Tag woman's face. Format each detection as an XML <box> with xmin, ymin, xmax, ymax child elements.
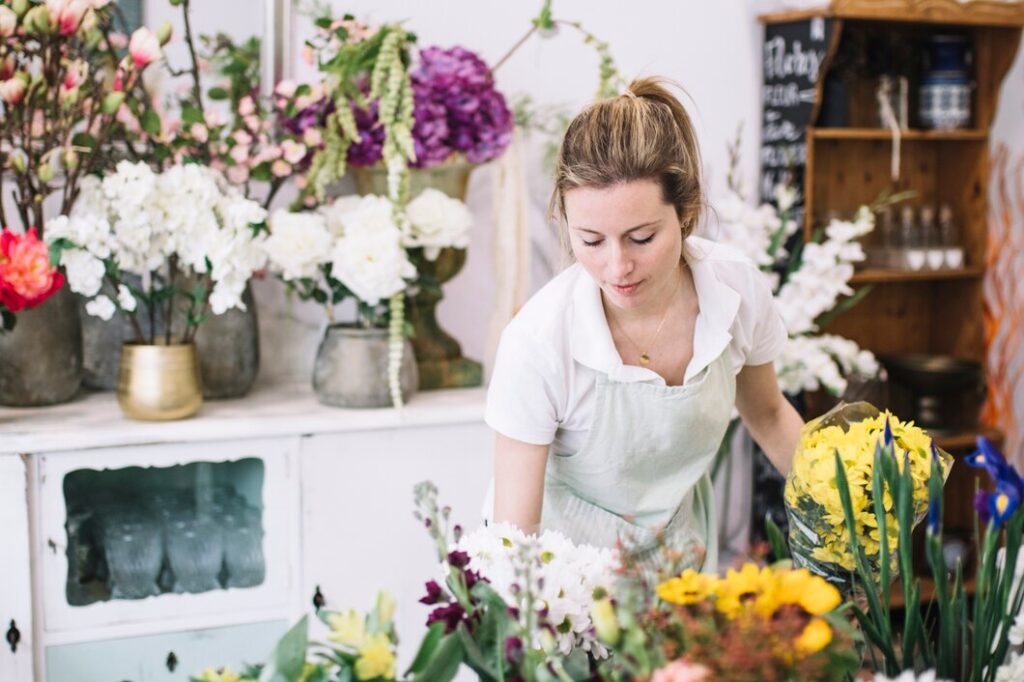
<box><xmin>564</xmin><ymin>179</ymin><xmax>683</xmax><ymax>313</ymax></box>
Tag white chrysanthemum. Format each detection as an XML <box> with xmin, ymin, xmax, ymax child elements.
<box><xmin>264</xmin><ymin>210</ymin><xmax>332</xmax><ymax>281</ymax></box>
<box><xmin>455</xmin><ymin>524</ymin><xmax>617</xmax><ymax>658</ymax></box>
<box><xmin>85</xmin><ymin>295</ymin><xmax>116</xmax><ymax>321</ymax></box>
<box><xmin>329</xmin><ymin>199</ymin><xmax>415</xmax><ymax>305</ymax></box>
<box><xmin>404</xmin><ymin>188</ymin><xmax>473</xmax><ymax>260</ymax></box>
<box><xmin>60</xmin><ymin>249</ymin><xmax>106</xmax><ymax>297</ymax></box>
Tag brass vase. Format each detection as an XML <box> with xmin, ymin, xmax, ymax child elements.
<box><xmin>117</xmin><ymin>342</ymin><xmax>202</xmax><ymax>421</ymax></box>
<box><xmin>351</xmin><ymin>161</ymin><xmax>483</xmax><ymax>390</ymax></box>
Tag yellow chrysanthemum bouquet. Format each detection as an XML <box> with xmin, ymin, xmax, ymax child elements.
<box><xmin>591</xmin><ymin>563</ymin><xmax>860</xmax><ymax>680</ymax></box>
<box><xmin>784</xmin><ymin>402</ymin><xmax>952</xmax><ymax>592</ymax></box>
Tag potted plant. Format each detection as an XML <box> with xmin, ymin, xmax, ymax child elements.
<box><xmin>292</xmin><ymin>12</ymin><xmax>515</xmax><ymax>390</ymax></box>
<box><xmin>263</xmin><ymin>188</ymin><xmax>472</xmax><ymax>409</ymax></box>
<box><xmin>0</xmin><ymin>0</ymin><xmax>163</xmax><ymax>405</ymax></box>
<box><xmin>46</xmin><ymin>160</ymin><xmax>268</xmax><ymax>420</ymax></box>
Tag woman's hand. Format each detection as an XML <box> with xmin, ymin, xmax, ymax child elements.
<box><xmin>735</xmin><ymin>362</ymin><xmax>804</xmax><ymax>476</ymax></box>
<box><xmin>493</xmin><ymin>434</ymin><xmax>550</xmax><ymax>534</ymax></box>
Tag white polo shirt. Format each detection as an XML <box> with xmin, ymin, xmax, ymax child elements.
<box><xmin>484</xmin><ymin>236</ymin><xmax>787</xmax><ymax>456</ymax></box>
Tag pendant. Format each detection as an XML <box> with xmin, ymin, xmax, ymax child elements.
<box><xmin>639</xmin><ymin>353</ymin><xmax>650</xmax><ymax>366</ymax></box>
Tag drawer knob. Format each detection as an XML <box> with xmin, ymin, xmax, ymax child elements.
<box><xmin>312</xmin><ymin>585</ymin><xmax>325</xmax><ymax>611</ymax></box>
<box><xmin>166</xmin><ymin>651</ymin><xmax>178</xmax><ymax>672</ymax></box>
<box><xmin>5</xmin><ymin>620</ymin><xmax>20</xmax><ymax>653</ymax></box>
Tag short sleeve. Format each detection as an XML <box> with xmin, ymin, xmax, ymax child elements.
<box><xmin>744</xmin><ymin>270</ymin><xmax>788</xmax><ymax>366</ymax></box>
<box><xmin>485</xmin><ymin>324</ymin><xmax>561</xmax><ymax>445</ymax></box>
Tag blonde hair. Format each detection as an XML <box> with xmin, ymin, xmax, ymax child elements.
<box><xmin>549</xmin><ymin>77</ymin><xmax>704</xmax><ymax>243</ymax></box>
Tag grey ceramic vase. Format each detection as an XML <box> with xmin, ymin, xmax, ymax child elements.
<box><xmin>79</xmin><ymin>280</ymin><xmax>260</xmax><ymax>399</ymax></box>
<box><xmin>0</xmin><ymin>285</ymin><xmax>83</xmax><ymax>406</ymax></box>
<box><xmin>313</xmin><ymin>324</ymin><xmax>418</xmax><ymax>408</ymax></box>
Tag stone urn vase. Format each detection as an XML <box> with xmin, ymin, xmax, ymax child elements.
<box><xmin>0</xmin><ymin>284</ymin><xmax>83</xmax><ymax>406</ymax></box>
<box><xmin>312</xmin><ymin>324</ymin><xmax>417</xmax><ymax>408</ymax></box>
<box><xmin>350</xmin><ymin>162</ymin><xmax>482</xmax><ymax>390</ymax></box>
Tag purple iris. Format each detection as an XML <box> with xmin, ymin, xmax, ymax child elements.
<box><xmin>966</xmin><ymin>437</ymin><xmax>1024</xmax><ymax>526</ymax></box>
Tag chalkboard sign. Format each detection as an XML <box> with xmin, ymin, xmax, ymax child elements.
<box><xmin>759</xmin><ymin>16</ymin><xmax>835</xmax><ymax>217</ymax></box>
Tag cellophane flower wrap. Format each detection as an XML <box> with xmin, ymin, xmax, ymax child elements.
<box><xmin>784</xmin><ymin>402</ymin><xmax>953</xmax><ymax>591</ymax></box>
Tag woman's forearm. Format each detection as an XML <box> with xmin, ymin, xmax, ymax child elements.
<box><xmin>492</xmin><ymin>433</ymin><xmax>549</xmax><ymax>534</ymax></box>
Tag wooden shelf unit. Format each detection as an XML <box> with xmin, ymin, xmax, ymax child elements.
<box><xmin>850</xmin><ymin>266</ymin><xmax>984</xmax><ymax>284</ymax></box>
<box><xmin>809</xmin><ymin>127</ymin><xmax>988</xmax><ymax>141</ymax></box>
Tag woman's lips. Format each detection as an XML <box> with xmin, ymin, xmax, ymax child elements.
<box><xmin>610</xmin><ymin>281</ymin><xmax>641</xmax><ymax>296</ymax></box>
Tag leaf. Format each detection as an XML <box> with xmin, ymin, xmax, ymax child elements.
<box><xmin>258</xmin><ymin>616</ymin><xmax>308</xmax><ymax>682</ymax></box>
<box><xmin>182</xmin><ymin>105</ymin><xmax>204</xmax><ymax>125</ymax></box>
<box><xmin>406</xmin><ymin>622</ymin><xmax>446</xmax><ymax>675</ymax></box>
<box><xmin>407</xmin><ymin>630</ymin><xmax>463</xmax><ymax>682</ymax></box>
<box><xmin>141</xmin><ymin>108</ymin><xmax>161</xmax><ymax>136</ymax></box>
<box><xmin>765</xmin><ymin>513</ymin><xmax>790</xmax><ymax>560</ymax></box>
<box><xmin>71</xmin><ymin>132</ymin><xmax>97</xmax><ymax>150</ymax></box>
<box><xmin>208</xmin><ymin>86</ymin><xmax>229</xmax><ymax>101</ymax></box>
<box><xmin>814</xmin><ymin>284</ymin><xmax>874</xmax><ymax>330</ymax></box>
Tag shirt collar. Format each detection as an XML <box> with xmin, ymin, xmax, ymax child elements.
<box><xmin>569</xmin><ymin>239</ymin><xmax>741</xmax><ymax>384</ymax></box>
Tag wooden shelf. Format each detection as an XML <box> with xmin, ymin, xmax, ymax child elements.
<box><xmin>760</xmin><ymin>0</ymin><xmax>1024</xmax><ymax>27</ymax></box>
<box><xmin>933</xmin><ymin>428</ymin><xmax>1004</xmax><ymax>452</ymax></box>
<box><xmin>850</xmin><ymin>267</ymin><xmax>984</xmax><ymax>284</ymax></box>
<box><xmin>890</xmin><ymin>576</ymin><xmax>977</xmax><ymax>609</ymax></box>
<box><xmin>810</xmin><ymin>127</ymin><xmax>988</xmax><ymax>142</ymax></box>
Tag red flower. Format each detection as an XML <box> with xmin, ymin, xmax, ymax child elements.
<box><xmin>0</xmin><ymin>227</ymin><xmax>64</xmax><ymax>312</ymax></box>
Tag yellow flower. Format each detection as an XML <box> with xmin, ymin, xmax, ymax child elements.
<box><xmin>656</xmin><ymin>569</ymin><xmax>716</xmax><ymax>606</ymax></box>
<box><xmin>327</xmin><ymin>609</ymin><xmax>366</xmax><ymax>648</ymax></box>
<box><xmin>795</xmin><ymin>617</ymin><xmax>832</xmax><ymax>655</ymax></box>
<box><xmin>375</xmin><ymin>591</ymin><xmax>396</xmax><ymax>626</ymax></box>
<box><xmin>355</xmin><ymin>633</ymin><xmax>396</xmax><ymax>681</ymax></box>
<box><xmin>715</xmin><ymin>563</ymin><xmax>769</xmax><ymax>618</ymax></box>
<box><xmin>195</xmin><ymin>668</ymin><xmax>241</xmax><ymax>682</ymax></box>
<box><xmin>590</xmin><ymin>596</ymin><xmax>620</xmax><ymax>645</ymax></box>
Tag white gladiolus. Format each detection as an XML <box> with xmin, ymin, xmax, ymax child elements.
<box><xmin>404</xmin><ymin>188</ymin><xmax>473</xmax><ymax>260</ymax></box>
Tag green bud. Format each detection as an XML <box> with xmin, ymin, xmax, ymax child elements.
<box><xmin>11</xmin><ymin>0</ymin><xmax>28</xmax><ymax>18</ymax></box>
<box><xmin>62</xmin><ymin>149</ymin><xmax>79</xmax><ymax>172</ymax></box>
<box><xmin>38</xmin><ymin>163</ymin><xmax>54</xmax><ymax>184</ymax></box>
<box><xmin>9</xmin><ymin>154</ymin><xmax>25</xmax><ymax>174</ymax></box>
<box><xmin>101</xmin><ymin>91</ymin><xmax>125</xmax><ymax>114</ymax></box>
<box><xmin>168</xmin><ymin>0</ymin><xmax>183</xmax><ymax>5</ymax></box>
<box><xmin>23</xmin><ymin>5</ymin><xmax>49</xmax><ymax>35</ymax></box>
<box><xmin>156</xmin><ymin>20</ymin><xmax>172</xmax><ymax>46</ymax></box>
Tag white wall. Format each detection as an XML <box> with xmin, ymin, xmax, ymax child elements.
<box><xmin>253</xmin><ymin>0</ymin><xmax>766</xmax><ymax>383</ymax></box>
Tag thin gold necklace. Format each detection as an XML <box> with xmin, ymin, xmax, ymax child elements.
<box><xmin>608</xmin><ymin>272</ymin><xmax>683</xmax><ymax>367</ymax></box>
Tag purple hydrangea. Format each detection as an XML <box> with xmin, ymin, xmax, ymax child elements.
<box><xmin>410</xmin><ymin>46</ymin><xmax>513</xmax><ymax>167</ymax></box>
<box><xmin>346</xmin><ymin>98</ymin><xmax>386</xmax><ymax>167</ymax></box>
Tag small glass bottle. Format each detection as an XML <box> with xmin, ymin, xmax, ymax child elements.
<box><xmin>920</xmin><ymin>205</ymin><xmax>945</xmax><ymax>270</ymax></box>
<box><xmin>939</xmin><ymin>204</ymin><xmax>964</xmax><ymax>268</ymax></box>
<box><xmin>901</xmin><ymin>206</ymin><xmax>926</xmax><ymax>270</ymax></box>
<box><xmin>879</xmin><ymin>205</ymin><xmax>900</xmax><ymax>268</ymax></box>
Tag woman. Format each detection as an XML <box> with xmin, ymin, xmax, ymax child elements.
<box><xmin>485</xmin><ymin>77</ymin><xmax>804</xmax><ymax>571</ymax></box>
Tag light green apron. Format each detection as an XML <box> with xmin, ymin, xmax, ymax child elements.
<box><xmin>540</xmin><ymin>350</ymin><xmax>735</xmax><ymax>572</ymax></box>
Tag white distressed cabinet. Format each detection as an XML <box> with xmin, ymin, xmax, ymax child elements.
<box><xmin>0</xmin><ymin>384</ymin><xmax>492</xmax><ymax>681</ymax></box>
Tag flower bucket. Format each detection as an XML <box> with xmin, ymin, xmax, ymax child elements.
<box><xmin>0</xmin><ymin>285</ymin><xmax>83</xmax><ymax>406</ymax></box>
<box><xmin>312</xmin><ymin>324</ymin><xmax>417</xmax><ymax>408</ymax></box>
<box><xmin>117</xmin><ymin>342</ymin><xmax>202</xmax><ymax>421</ymax></box>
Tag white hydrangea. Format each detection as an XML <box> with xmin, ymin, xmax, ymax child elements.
<box><xmin>996</xmin><ymin>653</ymin><xmax>1024</xmax><ymax>682</ymax></box>
<box><xmin>455</xmin><ymin>522</ymin><xmax>618</xmax><ymax>658</ymax></box>
<box><xmin>873</xmin><ymin>671</ymin><xmax>948</xmax><ymax>682</ymax></box>
<box><xmin>85</xmin><ymin>295</ymin><xmax>115</xmax><ymax>321</ymax></box>
<box><xmin>47</xmin><ymin>161</ymin><xmax>268</xmax><ymax>323</ymax></box>
<box><xmin>329</xmin><ymin>197</ymin><xmax>415</xmax><ymax>304</ymax></box>
<box><xmin>116</xmin><ymin>284</ymin><xmax>136</xmax><ymax>313</ymax></box>
<box><xmin>404</xmin><ymin>188</ymin><xmax>473</xmax><ymax>260</ymax></box>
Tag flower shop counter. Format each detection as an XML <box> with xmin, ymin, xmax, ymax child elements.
<box><xmin>0</xmin><ymin>386</ymin><xmax>493</xmax><ymax>682</ymax></box>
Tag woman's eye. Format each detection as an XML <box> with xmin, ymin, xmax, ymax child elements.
<box><xmin>582</xmin><ymin>239</ymin><xmax>603</xmax><ymax>248</ymax></box>
<box><xmin>630</xmin><ymin>234</ymin><xmax>654</xmax><ymax>245</ymax></box>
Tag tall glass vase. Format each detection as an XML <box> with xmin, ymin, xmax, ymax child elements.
<box><xmin>350</xmin><ymin>161</ymin><xmax>482</xmax><ymax>389</ymax></box>
<box><xmin>0</xmin><ymin>284</ymin><xmax>83</xmax><ymax>406</ymax></box>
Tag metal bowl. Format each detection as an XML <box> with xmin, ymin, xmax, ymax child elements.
<box><xmin>878</xmin><ymin>353</ymin><xmax>982</xmax><ymax>394</ymax></box>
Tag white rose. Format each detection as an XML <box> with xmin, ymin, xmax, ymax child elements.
<box><xmin>320</xmin><ymin>195</ymin><xmax>368</xmax><ymax>236</ymax></box>
<box><xmin>404</xmin><ymin>188</ymin><xmax>473</xmax><ymax>260</ymax></box>
<box><xmin>330</xmin><ymin>218</ymin><xmax>415</xmax><ymax>305</ymax></box>
<box><xmin>263</xmin><ymin>210</ymin><xmax>333</xmax><ymax>281</ymax></box>
<box><xmin>85</xmin><ymin>295</ymin><xmax>116</xmax><ymax>321</ymax></box>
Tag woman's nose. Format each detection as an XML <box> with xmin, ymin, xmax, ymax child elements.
<box><xmin>608</xmin><ymin>244</ymin><xmax>634</xmax><ymax>280</ymax></box>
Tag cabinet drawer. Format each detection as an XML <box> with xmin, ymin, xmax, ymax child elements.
<box><xmin>45</xmin><ymin>620</ymin><xmax>287</xmax><ymax>682</ymax></box>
